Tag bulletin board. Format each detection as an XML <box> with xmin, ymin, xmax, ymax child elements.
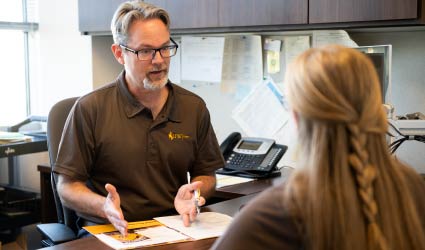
<box><xmin>169</xmin><ymin>31</ymin><xmax>357</xmax><ymax>167</ymax></box>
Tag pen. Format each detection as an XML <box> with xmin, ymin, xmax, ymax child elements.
<box><xmin>187</xmin><ymin>172</ymin><xmax>201</xmax><ymax>214</ymax></box>
<box><xmin>194</xmin><ymin>188</ymin><xmax>201</xmax><ymax>214</ymax></box>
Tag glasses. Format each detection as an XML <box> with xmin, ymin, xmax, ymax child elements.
<box><xmin>120</xmin><ymin>38</ymin><xmax>178</xmax><ymax>61</ymax></box>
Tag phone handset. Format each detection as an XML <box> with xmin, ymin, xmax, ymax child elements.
<box><xmin>220</xmin><ymin>132</ymin><xmax>242</xmax><ymax>158</ymax></box>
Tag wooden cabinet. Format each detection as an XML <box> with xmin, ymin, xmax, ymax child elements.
<box><xmin>78</xmin><ymin>0</ymin><xmax>124</xmax><ymax>34</ymax></box>
<box><xmin>217</xmin><ymin>0</ymin><xmax>307</xmax><ymax>27</ymax></box>
<box><xmin>309</xmin><ymin>0</ymin><xmax>419</xmax><ymax>23</ymax></box>
<box><xmin>78</xmin><ymin>0</ymin><xmax>307</xmax><ymax>34</ymax></box>
<box><xmin>78</xmin><ymin>0</ymin><xmax>219</xmax><ymax>34</ymax></box>
<box><xmin>78</xmin><ymin>0</ymin><xmax>424</xmax><ymax>35</ymax></box>
<box><xmin>152</xmin><ymin>0</ymin><xmax>308</xmax><ymax>30</ymax></box>
<box><xmin>149</xmin><ymin>0</ymin><xmax>219</xmax><ymax>29</ymax></box>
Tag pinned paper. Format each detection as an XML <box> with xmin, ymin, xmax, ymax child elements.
<box><xmin>232</xmin><ymin>77</ymin><xmax>289</xmax><ymax>138</ymax></box>
<box><xmin>266</xmin><ymin>51</ymin><xmax>280</xmax><ymax>74</ymax></box>
<box><xmin>264</xmin><ymin>39</ymin><xmax>282</xmax><ymax>74</ymax></box>
<box><xmin>221</xmin><ymin>35</ymin><xmax>263</xmax><ymax>94</ymax></box>
<box><xmin>284</xmin><ymin>36</ymin><xmax>310</xmax><ymax>65</ymax></box>
<box><xmin>312</xmin><ymin>30</ymin><xmax>358</xmax><ymax>48</ymax></box>
<box><xmin>181</xmin><ymin>36</ymin><xmax>225</xmax><ymax>83</ymax></box>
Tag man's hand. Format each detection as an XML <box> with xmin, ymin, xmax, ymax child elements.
<box><xmin>104</xmin><ymin>184</ymin><xmax>128</xmax><ymax>236</ymax></box>
<box><xmin>174</xmin><ymin>181</ymin><xmax>206</xmax><ymax>227</ymax></box>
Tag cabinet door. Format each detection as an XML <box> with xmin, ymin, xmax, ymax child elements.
<box><xmin>78</xmin><ymin>0</ymin><xmax>125</xmax><ymax>34</ymax></box>
<box><xmin>78</xmin><ymin>0</ymin><xmax>309</xmax><ymax>34</ymax></box>
<box><xmin>149</xmin><ymin>0</ymin><xmax>219</xmax><ymax>29</ymax></box>
<box><xmin>218</xmin><ymin>0</ymin><xmax>308</xmax><ymax>27</ymax></box>
<box><xmin>309</xmin><ymin>0</ymin><xmax>418</xmax><ymax>23</ymax></box>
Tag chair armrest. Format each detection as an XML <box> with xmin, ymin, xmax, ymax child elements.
<box><xmin>36</xmin><ymin>223</ymin><xmax>77</xmax><ymax>245</ymax></box>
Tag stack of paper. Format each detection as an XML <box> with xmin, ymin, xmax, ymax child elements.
<box><xmin>84</xmin><ymin>212</ymin><xmax>233</xmax><ymax>250</ymax></box>
<box><xmin>216</xmin><ymin>174</ymin><xmax>255</xmax><ymax>188</ymax></box>
<box><xmin>0</xmin><ymin>131</ymin><xmax>32</xmax><ymax>144</ymax></box>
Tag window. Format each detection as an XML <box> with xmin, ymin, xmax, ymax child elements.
<box><xmin>0</xmin><ymin>0</ymin><xmax>38</xmax><ymax>126</ymax></box>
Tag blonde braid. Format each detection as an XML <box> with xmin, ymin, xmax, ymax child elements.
<box><xmin>347</xmin><ymin>124</ymin><xmax>388</xmax><ymax>250</ymax></box>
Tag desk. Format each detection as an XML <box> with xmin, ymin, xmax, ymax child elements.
<box><xmin>0</xmin><ymin>136</ymin><xmax>47</xmax><ymax>241</ymax></box>
<box><xmin>37</xmin><ymin>168</ymin><xmax>294</xmax><ymax>250</ymax></box>
<box><xmin>39</xmin><ymin>193</ymin><xmax>259</xmax><ymax>250</ymax></box>
<box><xmin>0</xmin><ymin>136</ymin><xmax>47</xmax><ymax>186</ymax></box>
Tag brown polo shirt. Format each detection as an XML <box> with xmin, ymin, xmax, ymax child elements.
<box><xmin>54</xmin><ymin>71</ymin><xmax>224</xmax><ymax>223</ymax></box>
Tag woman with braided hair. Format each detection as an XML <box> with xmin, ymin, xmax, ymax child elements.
<box><xmin>212</xmin><ymin>45</ymin><xmax>425</xmax><ymax>250</ymax></box>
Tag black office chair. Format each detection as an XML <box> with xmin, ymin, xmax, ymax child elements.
<box><xmin>36</xmin><ymin>97</ymin><xmax>79</xmax><ymax>247</ymax></box>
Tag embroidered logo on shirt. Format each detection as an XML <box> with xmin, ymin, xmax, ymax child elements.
<box><xmin>168</xmin><ymin>131</ymin><xmax>190</xmax><ymax>140</ymax></box>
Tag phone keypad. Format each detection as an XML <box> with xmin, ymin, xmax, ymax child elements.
<box><xmin>226</xmin><ymin>153</ymin><xmax>265</xmax><ymax>170</ymax></box>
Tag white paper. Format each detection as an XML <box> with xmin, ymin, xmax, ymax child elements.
<box><xmin>264</xmin><ymin>39</ymin><xmax>282</xmax><ymax>52</ymax></box>
<box><xmin>181</xmin><ymin>36</ymin><xmax>225</xmax><ymax>83</ymax></box>
<box><xmin>216</xmin><ymin>174</ymin><xmax>255</xmax><ymax>188</ymax></box>
<box><xmin>221</xmin><ymin>35</ymin><xmax>263</xmax><ymax>94</ymax></box>
<box><xmin>154</xmin><ymin>212</ymin><xmax>233</xmax><ymax>240</ymax></box>
<box><xmin>284</xmin><ymin>36</ymin><xmax>310</xmax><ymax>65</ymax></box>
<box><xmin>232</xmin><ymin>77</ymin><xmax>289</xmax><ymax>138</ymax></box>
<box><xmin>0</xmin><ymin>131</ymin><xmax>32</xmax><ymax>144</ymax></box>
<box><xmin>312</xmin><ymin>30</ymin><xmax>358</xmax><ymax>48</ymax></box>
<box><xmin>168</xmin><ymin>39</ymin><xmax>181</xmax><ymax>84</ymax></box>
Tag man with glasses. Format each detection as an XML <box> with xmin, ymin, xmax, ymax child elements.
<box><xmin>54</xmin><ymin>1</ymin><xmax>224</xmax><ymax>237</ymax></box>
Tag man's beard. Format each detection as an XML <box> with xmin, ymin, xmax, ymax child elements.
<box><xmin>143</xmin><ymin>76</ymin><xmax>168</xmax><ymax>90</ymax></box>
<box><xmin>143</xmin><ymin>66</ymin><xmax>168</xmax><ymax>90</ymax></box>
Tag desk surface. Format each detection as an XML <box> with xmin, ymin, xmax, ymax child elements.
<box><xmin>1</xmin><ymin>136</ymin><xmax>47</xmax><ymax>186</ymax></box>
<box><xmin>39</xmin><ymin>193</ymin><xmax>258</xmax><ymax>250</ymax></box>
<box><xmin>0</xmin><ymin>136</ymin><xmax>47</xmax><ymax>158</ymax></box>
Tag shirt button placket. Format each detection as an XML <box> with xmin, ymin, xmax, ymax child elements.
<box><xmin>148</xmin><ymin>134</ymin><xmax>157</xmax><ymax>160</ymax></box>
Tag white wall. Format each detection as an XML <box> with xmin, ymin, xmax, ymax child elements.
<box><xmin>0</xmin><ymin>0</ymin><xmax>93</xmax><ymax>191</ymax></box>
<box><xmin>92</xmin><ymin>36</ymin><xmax>123</xmax><ymax>88</ymax></box>
<box><xmin>32</xmin><ymin>0</ymin><xmax>92</xmax><ymax>114</ymax></box>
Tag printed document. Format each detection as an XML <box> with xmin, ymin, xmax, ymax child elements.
<box><xmin>155</xmin><ymin>212</ymin><xmax>232</xmax><ymax>240</ymax></box>
<box><xmin>312</xmin><ymin>30</ymin><xmax>358</xmax><ymax>48</ymax></box>
<box><xmin>84</xmin><ymin>212</ymin><xmax>232</xmax><ymax>249</ymax></box>
<box><xmin>216</xmin><ymin>174</ymin><xmax>255</xmax><ymax>188</ymax></box>
<box><xmin>181</xmin><ymin>36</ymin><xmax>225</xmax><ymax>83</ymax></box>
<box><xmin>221</xmin><ymin>35</ymin><xmax>263</xmax><ymax>94</ymax></box>
<box><xmin>232</xmin><ymin>77</ymin><xmax>289</xmax><ymax>138</ymax></box>
<box><xmin>284</xmin><ymin>36</ymin><xmax>310</xmax><ymax>65</ymax></box>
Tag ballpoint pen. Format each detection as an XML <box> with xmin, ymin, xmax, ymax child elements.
<box><xmin>194</xmin><ymin>188</ymin><xmax>201</xmax><ymax>214</ymax></box>
<box><xmin>187</xmin><ymin>172</ymin><xmax>201</xmax><ymax>214</ymax></box>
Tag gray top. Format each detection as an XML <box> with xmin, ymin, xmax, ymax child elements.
<box><xmin>54</xmin><ymin>71</ymin><xmax>224</xmax><ymax>222</ymax></box>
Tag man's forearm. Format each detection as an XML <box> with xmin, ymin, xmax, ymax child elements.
<box><xmin>57</xmin><ymin>175</ymin><xmax>106</xmax><ymax>219</ymax></box>
<box><xmin>192</xmin><ymin>175</ymin><xmax>216</xmax><ymax>199</ymax></box>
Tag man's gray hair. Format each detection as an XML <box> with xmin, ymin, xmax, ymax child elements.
<box><xmin>111</xmin><ymin>1</ymin><xmax>170</xmax><ymax>45</ymax></box>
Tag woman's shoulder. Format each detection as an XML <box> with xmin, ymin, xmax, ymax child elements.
<box><xmin>212</xmin><ymin>182</ymin><xmax>303</xmax><ymax>250</ymax></box>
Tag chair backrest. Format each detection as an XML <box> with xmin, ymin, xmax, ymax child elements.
<box><xmin>47</xmin><ymin>97</ymin><xmax>79</xmax><ymax>233</ymax></box>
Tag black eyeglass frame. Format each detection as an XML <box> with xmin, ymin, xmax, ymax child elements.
<box><xmin>120</xmin><ymin>37</ymin><xmax>179</xmax><ymax>61</ymax></box>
